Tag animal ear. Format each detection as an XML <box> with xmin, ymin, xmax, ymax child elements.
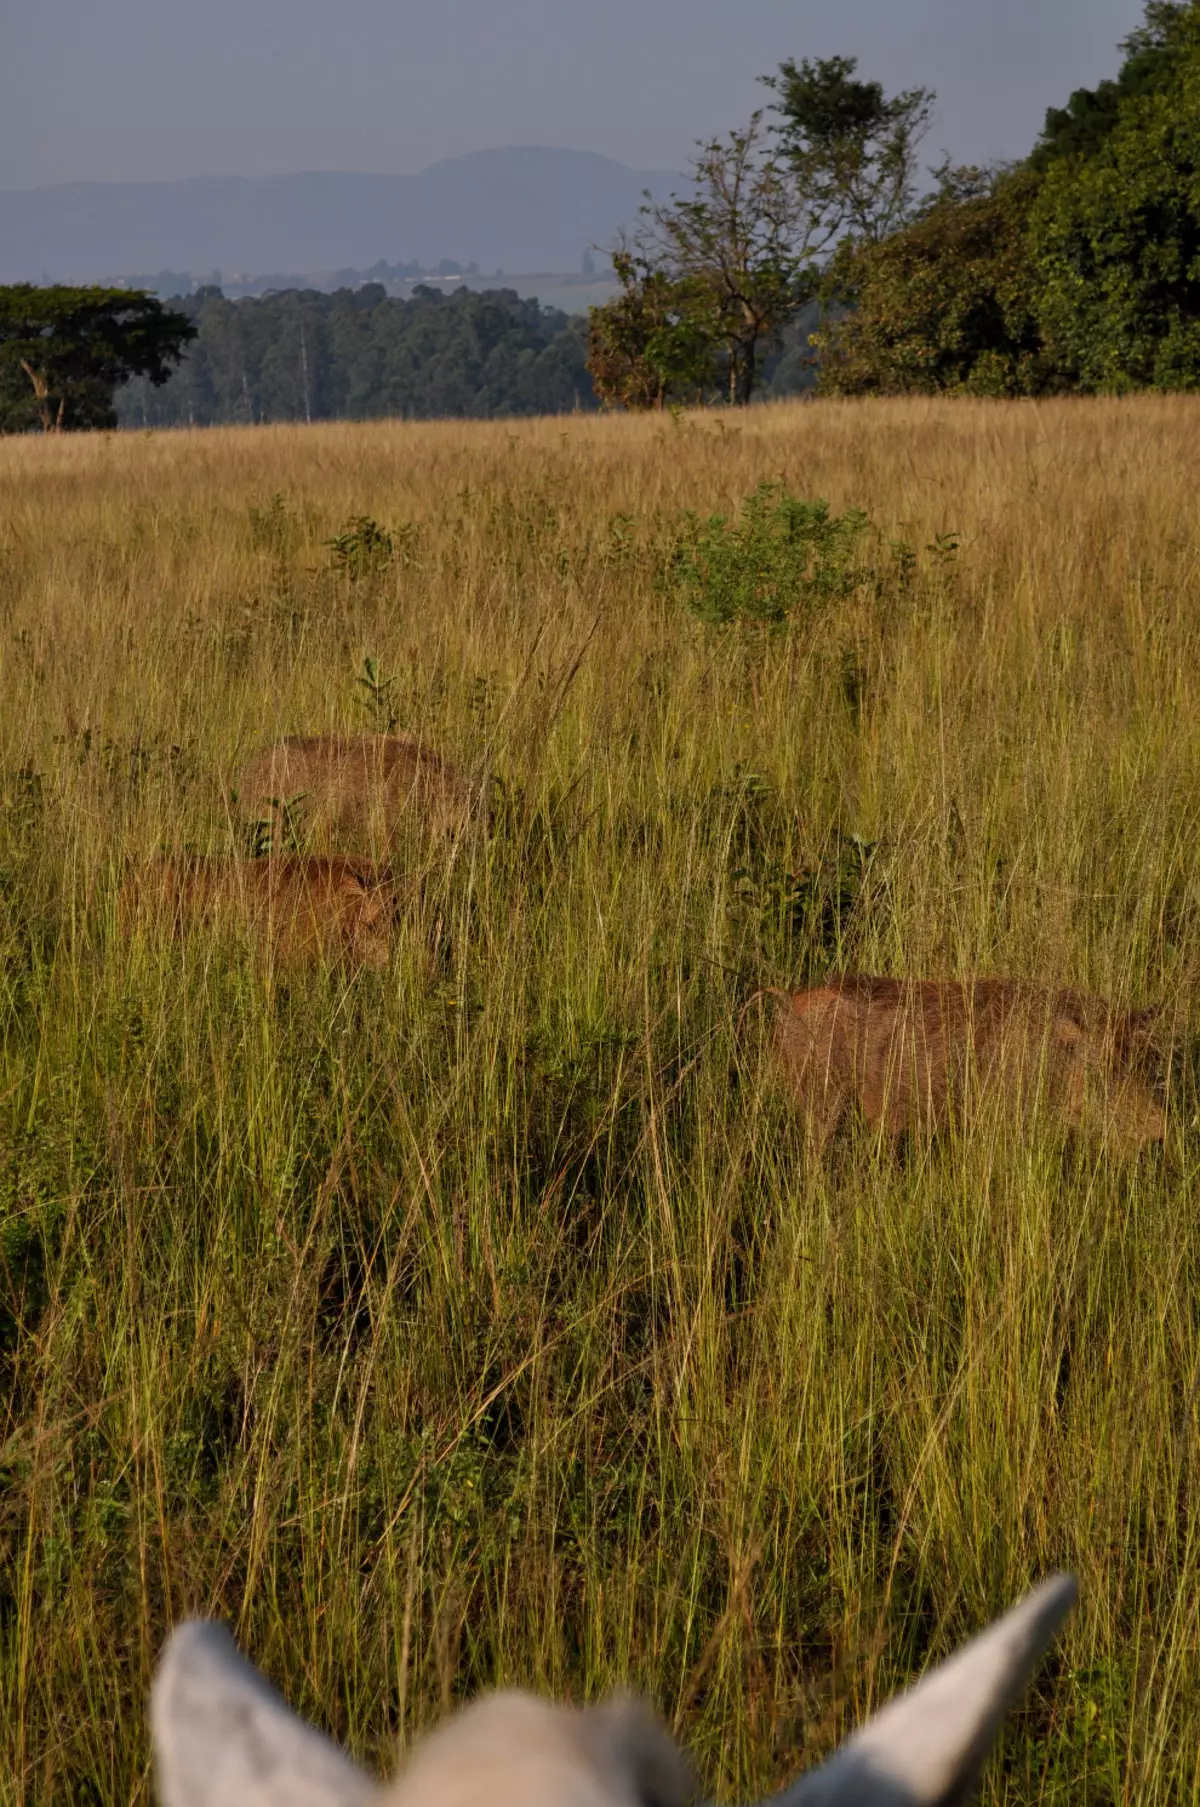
<box><xmin>775</xmin><ymin>1574</ymin><xmax>1077</xmax><ymax>1807</ymax></box>
<box><xmin>151</xmin><ymin>1620</ymin><xmax>379</xmax><ymax>1807</ymax></box>
<box><xmin>579</xmin><ymin>1694</ymin><xmax>696</xmax><ymax>1807</ymax></box>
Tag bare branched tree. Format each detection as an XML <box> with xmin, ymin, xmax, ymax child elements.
<box><xmin>637</xmin><ymin>112</ymin><xmax>824</xmax><ymax>405</ymax></box>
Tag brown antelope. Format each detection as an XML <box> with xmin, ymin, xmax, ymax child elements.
<box><xmin>764</xmin><ymin>975</ymin><xmax>1166</xmax><ymax>1155</ymax></box>
<box><xmin>151</xmin><ymin>1573</ymin><xmax>1077</xmax><ymax>1807</ymax></box>
<box><xmin>120</xmin><ymin>853</ymin><xmax>401</xmax><ymax>971</ymax></box>
<box><xmin>233</xmin><ymin>733</ymin><xmax>479</xmax><ymax>855</ymax></box>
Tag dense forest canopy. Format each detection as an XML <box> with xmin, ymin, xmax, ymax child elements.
<box><xmin>114</xmin><ymin>280</ymin><xmax>819</xmax><ymax>427</ymax></box>
<box><xmin>590</xmin><ymin>0</ymin><xmax>1200</xmax><ymax>405</ymax></box>
<box><xmin>1030</xmin><ymin>0</ymin><xmax>1195</xmax><ymax>167</ymax></box>
<box><xmin>116</xmin><ymin>283</ymin><xmax>597</xmax><ymax>426</ymax></box>
<box><xmin>814</xmin><ymin>0</ymin><xmax>1200</xmax><ymax>397</ymax></box>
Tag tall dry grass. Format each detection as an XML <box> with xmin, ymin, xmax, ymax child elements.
<box><xmin>1</xmin><ymin>396</ymin><xmax>1199</xmax><ymax>1803</ymax></box>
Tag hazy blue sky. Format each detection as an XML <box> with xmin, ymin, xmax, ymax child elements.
<box><xmin>4</xmin><ymin>0</ymin><xmax>1146</xmax><ymax>190</ymax></box>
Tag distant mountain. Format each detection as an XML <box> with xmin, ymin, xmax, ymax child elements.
<box><xmin>0</xmin><ymin>147</ymin><xmax>681</xmax><ymax>286</ymax></box>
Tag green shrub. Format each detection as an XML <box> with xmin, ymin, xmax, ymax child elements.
<box><xmin>670</xmin><ymin>482</ymin><xmax>868</xmax><ymax>630</ymax></box>
<box><xmin>325</xmin><ymin>514</ymin><xmax>394</xmax><ymax>580</ymax></box>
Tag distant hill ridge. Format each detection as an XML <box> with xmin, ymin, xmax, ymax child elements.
<box><xmin>0</xmin><ymin>147</ymin><xmax>682</xmax><ymax>286</ymax></box>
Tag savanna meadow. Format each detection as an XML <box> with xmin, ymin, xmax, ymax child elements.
<box><xmin>2</xmin><ymin>397</ymin><xmax>1199</xmax><ymax>1802</ymax></box>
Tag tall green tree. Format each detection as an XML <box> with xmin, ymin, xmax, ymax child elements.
<box><xmin>763</xmin><ymin>54</ymin><xmax>934</xmax><ymax>245</ymax></box>
<box><xmin>590</xmin><ymin>56</ymin><xmax>938</xmax><ymax>410</ymax></box>
<box><xmin>1029</xmin><ymin>17</ymin><xmax>1200</xmax><ymax>390</ymax></box>
<box><xmin>0</xmin><ymin>286</ymin><xmax>195</xmax><ymax>432</ymax></box>
<box><xmin>1031</xmin><ymin>1</ymin><xmax>1198</xmax><ymax>167</ymax></box>
<box><xmin>815</xmin><ymin>3</ymin><xmax>1200</xmax><ymax>398</ymax></box>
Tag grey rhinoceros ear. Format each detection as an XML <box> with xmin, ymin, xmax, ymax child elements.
<box><xmin>773</xmin><ymin>1573</ymin><xmax>1078</xmax><ymax>1807</ymax></box>
<box><xmin>151</xmin><ymin>1621</ymin><xmax>379</xmax><ymax>1807</ymax></box>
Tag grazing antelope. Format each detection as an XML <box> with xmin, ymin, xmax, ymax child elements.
<box><xmin>120</xmin><ymin>853</ymin><xmax>401</xmax><ymax>971</ymax></box>
<box><xmin>234</xmin><ymin>733</ymin><xmax>479</xmax><ymax>854</ymax></box>
<box><xmin>765</xmin><ymin>975</ymin><xmax>1166</xmax><ymax>1155</ymax></box>
<box><xmin>151</xmin><ymin>1573</ymin><xmax>1077</xmax><ymax>1807</ymax></box>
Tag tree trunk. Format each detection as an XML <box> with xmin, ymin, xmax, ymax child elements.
<box><xmin>732</xmin><ymin>336</ymin><xmax>757</xmax><ymax>406</ymax></box>
<box><xmin>299</xmin><ymin>321</ymin><xmax>312</xmax><ymax>425</ymax></box>
<box><xmin>19</xmin><ymin>359</ymin><xmax>60</xmax><ymax>434</ymax></box>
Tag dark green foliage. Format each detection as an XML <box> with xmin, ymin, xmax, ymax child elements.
<box><xmin>670</xmin><ymin>482</ymin><xmax>868</xmax><ymax>630</ymax></box>
<box><xmin>757</xmin><ymin>298</ymin><xmax>824</xmax><ymax>397</ymax></box>
<box><xmin>729</xmin><ymin>841</ymin><xmax>873</xmax><ymax>978</ymax></box>
<box><xmin>586</xmin><ymin>249</ymin><xmax>720</xmax><ymax>409</ymax></box>
<box><xmin>1029</xmin><ymin>33</ymin><xmax>1200</xmax><ymax>391</ymax></box>
<box><xmin>117</xmin><ymin>283</ymin><xmax>596</xmax><ymax>426</ymax></box>
<box><xmin>0</xmin><ymin>285</ymin><xmax>194</xmax><ymax>434</ymax></box>
<box><xmin>813</xmin><ymin>3</ymin><xmax>1200</xmax><ymax>400</ymax></box>
<box><xmin>1031</xmin><ymin>1</ymin><xmax>1198</xmax><ymax>168</ymax></box>
<box><xmin>714</xmin><ymin>769</ymin><xmax>877</xmax><ymax>979</ymax></box>
<box><xmin>325</xmin><ymin>517</ymin><xmax>394</xmax><ymax>581</ymax></box>
<box><xmin>763</xmin><ymin>53</ymin><xmax>934</xmax><ymax>244</ymax></box>
<box><xmin>818</xmin><ymin>172</ymin><xmax>1059</xmax><ymax>397</ymax></box>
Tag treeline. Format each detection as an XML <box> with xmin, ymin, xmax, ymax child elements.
<box><xmin>116</xmin><ymin>283</ymin><xmax>597</xmax><ymax>426</ymax></box>
<box><xmin>7</xmin><ymin>0</ymin><xmax>1197</xmax><ymax>430</ymax></box>
<box><xmin>587</xmin><ymin>0</ymin><xmax>1200</xmax><ymax>404</ymax></box>
<box><xmin>821</xmin><ymin>0</ymin><xmax>1200</xmax><ymax>395</ymax></box>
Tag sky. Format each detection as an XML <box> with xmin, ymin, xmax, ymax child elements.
<box><xmin>3</xmin><ymin>0</ymin><xmax>1147</xmax><ymax>191</ymax></box>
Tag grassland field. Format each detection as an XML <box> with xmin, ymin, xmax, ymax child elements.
<box><xmin>1</xmin><ymin>397</ymin><xmax>1199</xmax><ymax>1803</ymax></box>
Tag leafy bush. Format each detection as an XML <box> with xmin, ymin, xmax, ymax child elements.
<box><xmin>671</xmin><ymin>482</ymin><xmax>868</xmax><ymax>629</ymax></box>
<box><xmin>325</xmin><ymin>515</ymin><xmax>394</xmax><ymax>580</ymax></box>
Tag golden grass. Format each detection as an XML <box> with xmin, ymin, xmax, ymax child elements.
<box><xmin>1</xmin><ymin>396</ymin><xmax>1199</xmax><ymax>1802</ymax></box>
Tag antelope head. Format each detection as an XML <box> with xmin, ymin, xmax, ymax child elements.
<box><xmin>152</xmin><ymin>1573</ymin><xmax>1077</xmax><ymax>1807</ymax></box>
